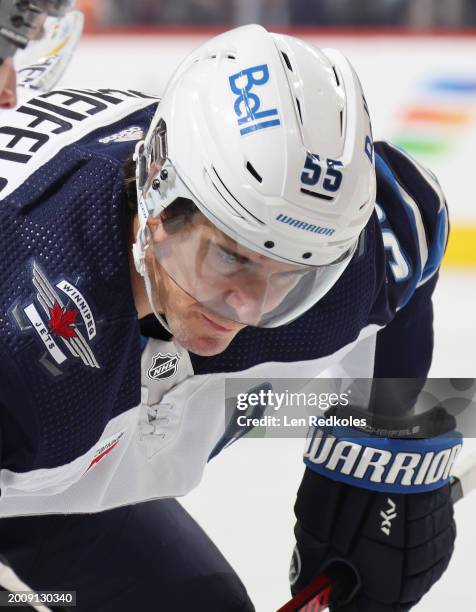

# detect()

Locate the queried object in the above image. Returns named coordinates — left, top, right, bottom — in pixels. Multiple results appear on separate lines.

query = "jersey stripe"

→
left=385, top=143, right=449, bottom=287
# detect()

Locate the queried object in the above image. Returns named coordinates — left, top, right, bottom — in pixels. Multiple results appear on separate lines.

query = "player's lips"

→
left=200, top=312, right=239, bottom=333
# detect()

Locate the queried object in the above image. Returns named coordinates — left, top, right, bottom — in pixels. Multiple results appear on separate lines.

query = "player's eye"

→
left=220, top=250, right=240, bottom=265
left=207, top=243, right=249, bottom=274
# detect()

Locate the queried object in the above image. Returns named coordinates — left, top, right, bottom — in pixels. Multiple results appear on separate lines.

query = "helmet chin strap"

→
left=143, top=266, right=173, bottom=335
left=132, top=225, right=173, bottom=334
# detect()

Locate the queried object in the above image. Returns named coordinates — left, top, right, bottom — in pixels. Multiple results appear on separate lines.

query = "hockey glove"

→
left=290, top=417, right=462, bottom=611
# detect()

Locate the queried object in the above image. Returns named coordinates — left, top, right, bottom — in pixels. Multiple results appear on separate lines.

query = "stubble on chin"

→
left=166, top=310, right=238, bottom=356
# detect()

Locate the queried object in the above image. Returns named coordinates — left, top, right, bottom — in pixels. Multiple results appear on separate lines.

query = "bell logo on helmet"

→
left=229, top=64, right=281, bottom=136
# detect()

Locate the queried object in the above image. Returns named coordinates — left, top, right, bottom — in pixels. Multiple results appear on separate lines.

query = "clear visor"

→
left=143, top=161, right=356, bottom=328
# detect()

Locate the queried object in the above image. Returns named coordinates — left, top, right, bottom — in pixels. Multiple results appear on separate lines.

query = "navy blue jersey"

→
left=0, top=88, right=448, bottom=516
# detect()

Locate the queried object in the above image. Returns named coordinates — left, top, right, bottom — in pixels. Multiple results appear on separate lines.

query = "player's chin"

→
left=187, top=330, right=241, bottom=356
left=168, top=305, right=245, bottom=355
left=176, top=308, right=244, bottom=355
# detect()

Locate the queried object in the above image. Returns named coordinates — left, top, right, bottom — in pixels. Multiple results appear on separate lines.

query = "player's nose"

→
left=223, top=280, right=268, bottom=326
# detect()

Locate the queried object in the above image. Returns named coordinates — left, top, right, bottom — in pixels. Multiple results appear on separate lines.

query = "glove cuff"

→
left=304, top=426, right=462, bottom=494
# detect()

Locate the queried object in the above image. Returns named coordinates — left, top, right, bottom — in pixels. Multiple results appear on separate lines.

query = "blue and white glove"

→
left=290, top=409, right=462, bottom=611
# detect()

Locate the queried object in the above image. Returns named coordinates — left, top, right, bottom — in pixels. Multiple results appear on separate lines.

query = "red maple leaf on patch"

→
left=49, top=303, right=78, bottom=338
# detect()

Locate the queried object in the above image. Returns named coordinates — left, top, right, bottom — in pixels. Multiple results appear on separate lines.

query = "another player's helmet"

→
left=133, top=24, right=376, bottom=328
left=36, top=0, right=75, bottom=18
left=0, top=0, right=74, bottom=63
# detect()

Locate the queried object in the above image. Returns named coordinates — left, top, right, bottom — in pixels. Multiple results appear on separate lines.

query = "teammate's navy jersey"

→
left=0, top=88, right=448, bottom=516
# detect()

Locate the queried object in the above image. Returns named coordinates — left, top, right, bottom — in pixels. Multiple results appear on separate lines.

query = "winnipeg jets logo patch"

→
left=147, top=352, right=180, bottom=381
left=12, top=261, right=100, bottom=376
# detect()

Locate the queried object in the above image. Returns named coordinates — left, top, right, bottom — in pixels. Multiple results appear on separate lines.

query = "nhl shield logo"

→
left=147, top=352, right=180, bottom=381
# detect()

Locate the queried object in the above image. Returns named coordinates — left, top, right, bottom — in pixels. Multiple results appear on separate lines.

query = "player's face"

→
left=145, top=213, right=306, bottom=355
left=147, top=252, right=245, bottom=356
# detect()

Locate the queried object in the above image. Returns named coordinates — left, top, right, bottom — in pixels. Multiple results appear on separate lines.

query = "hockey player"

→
left=0, top=24, right=456, bottom=611
left=0, top=0, right=74, bottom=107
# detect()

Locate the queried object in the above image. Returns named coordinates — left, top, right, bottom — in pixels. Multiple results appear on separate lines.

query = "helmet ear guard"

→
left=132, top=120, right=188, bottom=280
left=135, top=118, right=167, bottom=192
left=132, top=134, right=173, bottom=333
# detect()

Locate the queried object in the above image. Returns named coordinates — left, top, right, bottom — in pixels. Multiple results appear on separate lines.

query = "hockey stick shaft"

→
left=449, top=447, right=476, bottom=503
left=277, top=575, right=332, bottom=612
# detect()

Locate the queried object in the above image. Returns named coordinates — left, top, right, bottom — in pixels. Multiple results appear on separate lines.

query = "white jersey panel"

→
left=0, top=88, right=155, bottom=200
left=0, top=324, right=381, bottom=516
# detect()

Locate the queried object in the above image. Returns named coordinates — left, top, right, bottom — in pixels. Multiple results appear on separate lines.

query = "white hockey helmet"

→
left=133, top=24, right=376, bottom=328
